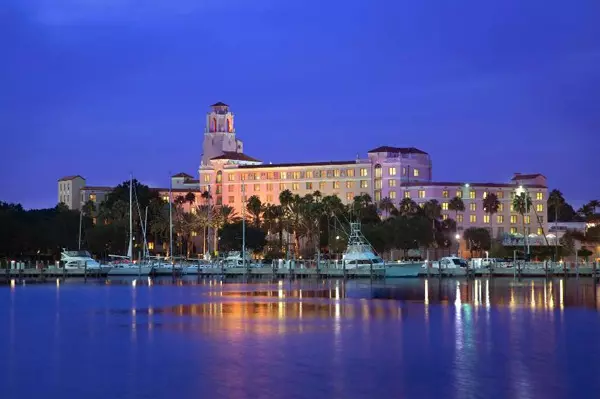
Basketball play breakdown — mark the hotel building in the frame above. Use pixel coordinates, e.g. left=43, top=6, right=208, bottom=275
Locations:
left=59, top=102, right=549, bottom=240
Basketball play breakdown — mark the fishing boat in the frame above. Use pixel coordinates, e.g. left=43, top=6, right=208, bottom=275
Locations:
left=341, top=222, right=386, bottom=270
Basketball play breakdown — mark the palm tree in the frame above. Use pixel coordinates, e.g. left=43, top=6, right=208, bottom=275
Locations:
left=378, top=197, right=395, bottom=218
left=81, top=200, right=96, bottom=219
left=398, top=197, right=419, bottom=217
left=547, top=189, right=563, bottom=260
left=212, top=205, right=239, bottom=254
left=482, top=193, right=500, bottom=239
left=263, top=204, right=285, bottom=252
left=185, top=192, right=196, bottom=208
left=512, top=192, right=532, bottom=256
left=448, top=196, right=465, bottom=224
left=246, top=195, right=263, bottom=227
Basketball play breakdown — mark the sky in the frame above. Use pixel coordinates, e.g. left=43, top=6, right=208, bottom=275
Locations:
left=0, top=0, right=599, bottom=209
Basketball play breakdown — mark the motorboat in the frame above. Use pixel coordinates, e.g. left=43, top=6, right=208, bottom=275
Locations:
left=60, top=249, right=105, bottom=270
left=422, top=256, right=469, bottom=269
left=341, top=222, right=385, bottom=270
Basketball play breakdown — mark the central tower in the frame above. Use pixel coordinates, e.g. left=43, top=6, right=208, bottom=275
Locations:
left=201, top=102, right=244, bottom=165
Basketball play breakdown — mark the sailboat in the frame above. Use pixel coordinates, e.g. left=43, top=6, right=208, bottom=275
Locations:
left=108, top=176, right=153, bottom=276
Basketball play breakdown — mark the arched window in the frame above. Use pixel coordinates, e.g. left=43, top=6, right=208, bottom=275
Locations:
left=216, top=171, right=223, bottom=183
left=374, top=164, right=382, bottom=178
left=211, top=118, right=217, bottom=132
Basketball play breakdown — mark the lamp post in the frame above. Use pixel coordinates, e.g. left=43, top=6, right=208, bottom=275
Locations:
left=455, top=233, right=461, bottom=257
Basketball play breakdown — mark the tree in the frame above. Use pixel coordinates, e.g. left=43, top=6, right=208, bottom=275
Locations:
left=512, top=192, right=533, bottom=256
left=398, top=197, right=419, bottom=217
left=547, top=189, right=578, bottom=222
left=246, top=195, right=263, bottom=227
left=463, top=227, right=492, bottom=257
left=378, top=197, right=395, bottom=219
left=219, top=221, right=266, bottom=253
left=448, top=196, right=465, bottom=224
left=482, top=193, right=500, bottom=238
left=185, top=192, right=196, bottom=208
left=82, top=200, right=96, bottom=219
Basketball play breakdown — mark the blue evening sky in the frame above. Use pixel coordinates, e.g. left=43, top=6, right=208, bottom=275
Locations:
left=0, top=0, right=598, bottom=209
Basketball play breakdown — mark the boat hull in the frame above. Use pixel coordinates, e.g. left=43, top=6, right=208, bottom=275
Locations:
left=385, top=263, right=422, bottom=277
left=108, top=266, right=153, bottom=276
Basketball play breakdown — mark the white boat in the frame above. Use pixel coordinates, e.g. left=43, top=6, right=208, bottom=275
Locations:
left=183, top=259, right=215, bottom=274
left=60, top=249, right=105, bottom=270
left=108, top=263, right=153, bottom=276
left=422, top=256, right=468, bottom=269
left=341, top=222, right=386, bottom=270
left=221, top=251, right=254, bottom=268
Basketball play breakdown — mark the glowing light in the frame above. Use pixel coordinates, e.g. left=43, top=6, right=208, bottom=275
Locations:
left=559, top=279, right=564, bottom=310
left=56, top=278, right=60, bottom=287
left=485, top=279, right=490, bottom=309
left=132, top=279, right=137, bottom=288
left=10, top=279, right=15, bottom=289
left=424, top=279, right=429, bottom=305
left=530, top=281, right=536, bottom=310
left=455, top=234, right=460, bottom=240
left=454, top=281, right=461, bottom=307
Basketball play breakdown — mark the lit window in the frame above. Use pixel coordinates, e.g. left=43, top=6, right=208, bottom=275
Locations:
left=536, top=192, right=543, bottom=200
left=267, top=172, right=275, bottom=179
left=442, top=202, right=449, bottom=210
left=510, top=204, right=515, bottom=212
left=375, top=167, right=382, bottom=178
left=306, top=171, right=313, bottom=179
left=498, top=203, right=503, bottom=212
left=470, top=203, right=476, bottom=211
left=510, top=227, right=517, bottom=234
left=497, top=215, right=504, bottom=224
left=280, top=172, right=287, bottom=179
left=389, top=167, right=397, bottom=176
left=418, top=202, right=424, bottom=208
left=470, top=215, right=477, bottom=223
left=510, top=215, right=517, bottom=224
left=254, top=184, right=260, bottom=191
left=241, top=184, right=246, bottom=193
left=360, top=168, right=368, bottom=177
left=390, top=191, right=396, bottom=199
left=375, top=180, right=382, bottom=189
left=483, top=215, right=490, bottom=224
left=266, top=183, right=273, bottom=191
left=306, top=182, right=313, bottom=190
left=456, top=190, right=462, bottom=198
left=228, top=185, right=234, bottom=192
left=402, top=167, right=406, bottom=176
left=148, top=242, right=154, bottom=250
left=536, top=204, right=543, bottom=212
left=483, top=192, right=488, bottom=199
left=524, top=215, right=530, bottom=224
left=191, top=231, right=197, bottom=237
left=162, top=196, right=169, bottom=202
left=228, top=174, right=235, bottom=182
left=404, top=191, right=411, bottom=199
left=469, top=191, right=475, bottom=199
left=228, top=196, right=235, bottom=204
left=89, top=194, right=97, bottom=202
left=418, top=190, right=425, bottom=198
left=413, top=168, right=419, bottom=177
left=442, top=190, right=449, bottom=198
left=333, top=181, right=340, bottom=189
left=92, top=217, right=97, bottom=225
left=334, top=169, right=340, bottom=177
left=374, top=191, right=381, bottom=202
left=346, top=192, right=354, bottom=202
left=279, top=183, right=285, bottom=191
left=457, top=214, right=463, bottom=223
left=442, top=214, right=448, bottom=220
left=346, top=181, right=354, bottom=189
left=347, top=169, right=355, bottom=177
left=496, top=191, right=504, bottom=199
left=319, top=182, right=326, bottom=191
left=292, top=183, right=300, bottom=191
left=241, top=174, right=247, bottom=181
left=537, top=228, right=543, bottom=235
left=389, top=180, right=396, bottom=187
left=266, top=195, right=273, bottom=203
left=360, top=180, right=368, bottom=188
left=203, top=174, right=210, bottom=182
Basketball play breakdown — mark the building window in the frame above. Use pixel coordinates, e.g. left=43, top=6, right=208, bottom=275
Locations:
left=306, top=171, right=313, bottom=179
left=280, top=172, right=287, bottom=180
left=470, top=214, right=477, bottom=223
left=89, top=194, right=97, bottom=202
left=536, top=204, right=543, bottom=212
left=510, top=227, right=517, bottom=234
left=334, top=169, right=340, bottom=177
left=413, top=169, right=419, bottom=177
left=442, top=202, right=449, bottom=210
left=456, top=190, right=462, bottom=198
left=148, top=242, right=154, bottom=250
left=292, top=183, right=300, bottom=191
left=374, top=191, right=381, bottom=201
left=510, top=204, right=515, bottom=212
left=228, top=196, right=235, bottom=204
left=347, top=169, right=355, bottom=177
left=252, top=184, right=259, bottom=192
left=360, top=168, right=368, bottom=177
left=241, top=174, right=247, bottom=181
left=162, top=195, right=169, bottom=202
left=306, top=182, right=313, bottom=190
left=390, top=191, right=396, bottom=199
left=191, top=231, right=197, bottom=237
left=346, top=192, right=353, bottom=202
left=266, top=183, right=273, bottom=191
left=524, top=215, right=530, bottom=224
left=537, top=228, right=543, bottom=235
left=442, top=190, right=449, bottom=198
left=333, top=181, right=340, bottom=189
left=389, top=180, right=396, bottom=187
left=496, top=191, right=504, bottom=199
left=203, top=175, right=210, bottom=182
left=536, top=192, right=543, bottom=200
left=402, top=167, right=407, bottom=176
left=497, top=215, right=504, bottom=224
left=266, top=195, right=273, bottom=203
left=228, top=185, right=234, bottom=192
left=360, top=180, right=368, bottom=188
left=279, top=183, right=285, bottom=191
left=457, top=214, right=463, bottom=223
left=510, top=215, right=517, bottom=224
left=469, top=203, right=476, bottom=211
left=374, top=166, right=382, bottom=178
left=483, top=215, right=490, bottom=224
left=389, top=167, right=397, bottom=176
left=442, top=214, right=448, bottom=220
left=418, top=190, right=425, bottom=198
left=289, top=171, right=299, bottom=179
left=539, top=216, right=544, bottom=223
left=228, top=174, right=235, bottom=181
left=346, top=181, right=354, bottom=189
left=469, top=191, right=476, bottom=199
left=375, top=180, right=382, bottom=189
left=267, top=172, right=275, bottom=179
left=319, top=182, right=326, bottom=191
left=498, top=203, right=503, bottom=212
left=404, top=191, right=411, bottom=199
left=483, top=191, right=488, bottom=199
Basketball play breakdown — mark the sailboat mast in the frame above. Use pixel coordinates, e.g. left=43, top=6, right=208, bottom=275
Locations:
left=127, top=174, right=133, bottom=259
left=169, top=176, right=173, bottom=262
left=78, top=210, right=82, bottom=250
left=143, top=206, right=149, bottom=259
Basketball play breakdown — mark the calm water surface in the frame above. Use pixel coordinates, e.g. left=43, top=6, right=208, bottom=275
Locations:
left=2, top=277, right=600, bottom=399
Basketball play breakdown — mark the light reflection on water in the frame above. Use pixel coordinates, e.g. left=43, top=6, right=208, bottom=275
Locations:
left=1, top=277, right=600, bottom=399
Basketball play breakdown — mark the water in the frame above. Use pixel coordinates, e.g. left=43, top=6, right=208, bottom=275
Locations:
left=1, top=277, right=600, bottom=399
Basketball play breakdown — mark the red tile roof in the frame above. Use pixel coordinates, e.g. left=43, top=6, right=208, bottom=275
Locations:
left=368, top=146, right=428, bottom=155
left=511, top=173, right=545, bottom=181
left=238, top=160, right=360, bottom=169
left=211, top=152, right=261, bottom=162
left=58, top=175, right=84, bottom=181
left=172, top=172, right=193, bottom=178
left=82, top=186, right=113, bottom=191
left=211, top=101, right=228, bottom=107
